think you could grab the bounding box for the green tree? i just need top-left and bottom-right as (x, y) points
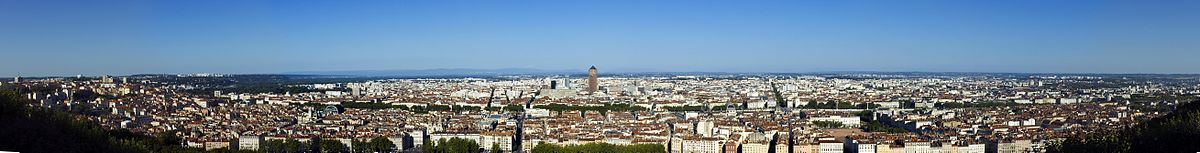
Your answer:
(0, 87), (238, 153)
(445, 137), (480, 153)
(319, 139), (349, 153)
(351, 137), (394, 153)
(260, 139), (310, 153)
(425, 138), (482, 153)
(491, 142), (502, 153)
(421, 137), (435, 153)
(530, 142), (562, 153)
(503, 104), (525, 112)
(861, 120), (908, 134)
(351, 139), (368, 153)
(770, 82), (787, 108)
(368, 136), (395, 152)
(260, 139), (284, 153)
(530, 142), (665, 153)
(812, 121), (844, 128)
(1045, 100), (1200, 153)
(436, 138), (449, 153)
(282, 139), (309, 153)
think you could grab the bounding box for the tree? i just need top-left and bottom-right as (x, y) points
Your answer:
(530, 142), (665, 153)
(260, 139), (284, 153)
(351, 139), (368, 153)
(260, 139), (310, 153)
(503, 104), (525, 112)
(812, 121), (844, 128)
(444, 137), (480, 153)
(530, 142), (562, 153)
(421, 137), (435, 153)
(283, 139), (309, 153)
(861, 120), (908, 134)
(436, 138), (449, 153)
(856, 110), (875, 122)
(490, 142), (502, 153)
(425, 138), (481, 153)
(1045, 100), (1200, 153)
(770, 82), (787, 108)
(351, 137), (393, 153)
(319, 139), (348, 153)
(0, 89), (213, 153)
(368, 136), (395, 152)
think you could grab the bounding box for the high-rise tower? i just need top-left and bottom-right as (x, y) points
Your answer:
(587, 66), (598, 94)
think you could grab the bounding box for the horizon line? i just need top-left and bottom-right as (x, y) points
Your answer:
(7, 69), (1200, 78)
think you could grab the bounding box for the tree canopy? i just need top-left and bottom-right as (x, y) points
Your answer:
(0, 88), (231, 153)
(1045, 100), (1200, 153)
(423, 137), (481, 153)
(532, 103), (647, 114)
(531, 142), (664, 153)
(348, 136), (395, 153)
(812, 121), (844, 128)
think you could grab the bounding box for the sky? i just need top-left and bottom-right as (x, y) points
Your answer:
(2, 0), (1199, 76)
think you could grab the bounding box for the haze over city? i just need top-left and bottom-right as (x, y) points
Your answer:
(3, 0), (1200, 77)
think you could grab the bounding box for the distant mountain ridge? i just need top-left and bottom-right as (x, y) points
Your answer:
(284, 68), (579, 77)
(282, 69), (1200, 77)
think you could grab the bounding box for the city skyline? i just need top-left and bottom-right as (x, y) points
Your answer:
(10, 67), (1200, 78)
(5, 69), (1197, 152)
(3, 1), (1200, 152)
(4, 0), (1200, 76)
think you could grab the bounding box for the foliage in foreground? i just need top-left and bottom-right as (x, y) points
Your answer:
(0, 87), (230, 153)
(422, 137), (481, 153)
(1044, 100), (1200, 153)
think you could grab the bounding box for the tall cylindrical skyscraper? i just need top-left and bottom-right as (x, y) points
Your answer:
(587, 66), (598, 94)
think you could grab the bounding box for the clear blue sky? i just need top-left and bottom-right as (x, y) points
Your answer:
(2, 0), (1199, 76)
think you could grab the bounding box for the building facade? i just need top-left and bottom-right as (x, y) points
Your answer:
(587, 66), (598, 94)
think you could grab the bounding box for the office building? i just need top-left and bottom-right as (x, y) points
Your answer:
(587, 66), (598, 94)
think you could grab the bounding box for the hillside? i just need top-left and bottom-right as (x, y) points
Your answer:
(0, 87), (225, 153)
(1045, 100), (1200, 152)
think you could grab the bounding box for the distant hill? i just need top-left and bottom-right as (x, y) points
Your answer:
(284, 68), (581, 77)
(1045, 100), (1200, 153)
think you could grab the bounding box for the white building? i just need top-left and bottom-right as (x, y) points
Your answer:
(204, 141), (230, 150)
(1035, 98), (1056, 104)
(876, 101), (902, 109)
(818, 140), (844, 153)
(542, 89), (578, 99)
(845, 140), (877, 153)
(696, 121), (715, 136)
(679, 138), (722, 153)
(996, 140), (1033, 153)
(904, 141), (934, 153)
(740, 132), (772, 153)
(527, 108), (551, 118)
(810, 115), (862, 128)
(238, 136), (262, 151)
(430, 132), (481, 146)
(914, 102), (936, 108)
(956, 144), (986, 153)
(1059, 98), (1079, 104)
(742, 142), (771, 153)
(480, 132), (513, 152)
(387, 137), (406, 151)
